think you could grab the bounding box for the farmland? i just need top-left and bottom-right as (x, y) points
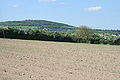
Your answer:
(0, 20), (120, 45)
(0, 38), (120, 80)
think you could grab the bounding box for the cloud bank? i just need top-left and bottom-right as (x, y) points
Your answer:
(38, 0), (56, 2)
(86, 6), (102, 11)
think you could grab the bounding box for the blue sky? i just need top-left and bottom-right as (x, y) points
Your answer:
(0, 0), (120, 30)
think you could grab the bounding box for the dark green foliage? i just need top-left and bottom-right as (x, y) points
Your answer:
(0, 27), (119, 45)
(89, 34), (102, 44)
(0, 27), (74, 42)
(0, 28), (4, 38)
(113, 38), (120, 45)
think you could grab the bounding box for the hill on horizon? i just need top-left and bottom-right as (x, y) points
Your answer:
(0, 20), (76, 31)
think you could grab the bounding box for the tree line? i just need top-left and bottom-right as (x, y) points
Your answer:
(0, 26), (120, 45)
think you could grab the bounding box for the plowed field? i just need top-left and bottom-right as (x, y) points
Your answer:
(0, 38), (120, 80)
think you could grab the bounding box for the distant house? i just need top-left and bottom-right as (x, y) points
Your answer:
(112, 34), (117, 37)
(112, 34), (120, 37)
(99, 34), (104, 37)
(117, 34), (120, 36)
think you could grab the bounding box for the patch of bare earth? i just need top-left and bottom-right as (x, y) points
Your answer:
(0, 38), (120, 80)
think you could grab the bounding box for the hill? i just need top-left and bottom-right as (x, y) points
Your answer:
(0, 20), (76, 31)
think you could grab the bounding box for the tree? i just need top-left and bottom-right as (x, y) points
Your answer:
(113, 38), (120, 45)
(89, 34), (102, 44)
(75, 26), (95, 43)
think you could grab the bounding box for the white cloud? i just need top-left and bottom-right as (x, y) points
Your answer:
(12, 4), (19, 8)
(38, 0), (56, 2)
(58, 2), (66, 5)
(86, 6), (102, 11)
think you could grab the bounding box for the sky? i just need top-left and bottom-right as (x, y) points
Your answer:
(0, 0), (120, 30)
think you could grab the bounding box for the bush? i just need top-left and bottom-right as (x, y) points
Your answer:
(0, 27), (119, 45)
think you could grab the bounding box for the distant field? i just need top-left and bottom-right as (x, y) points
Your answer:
(0, 38), (120, 80)
(0, 26), (38, 29)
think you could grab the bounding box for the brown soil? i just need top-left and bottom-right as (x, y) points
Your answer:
(0, 38), (120, 80)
